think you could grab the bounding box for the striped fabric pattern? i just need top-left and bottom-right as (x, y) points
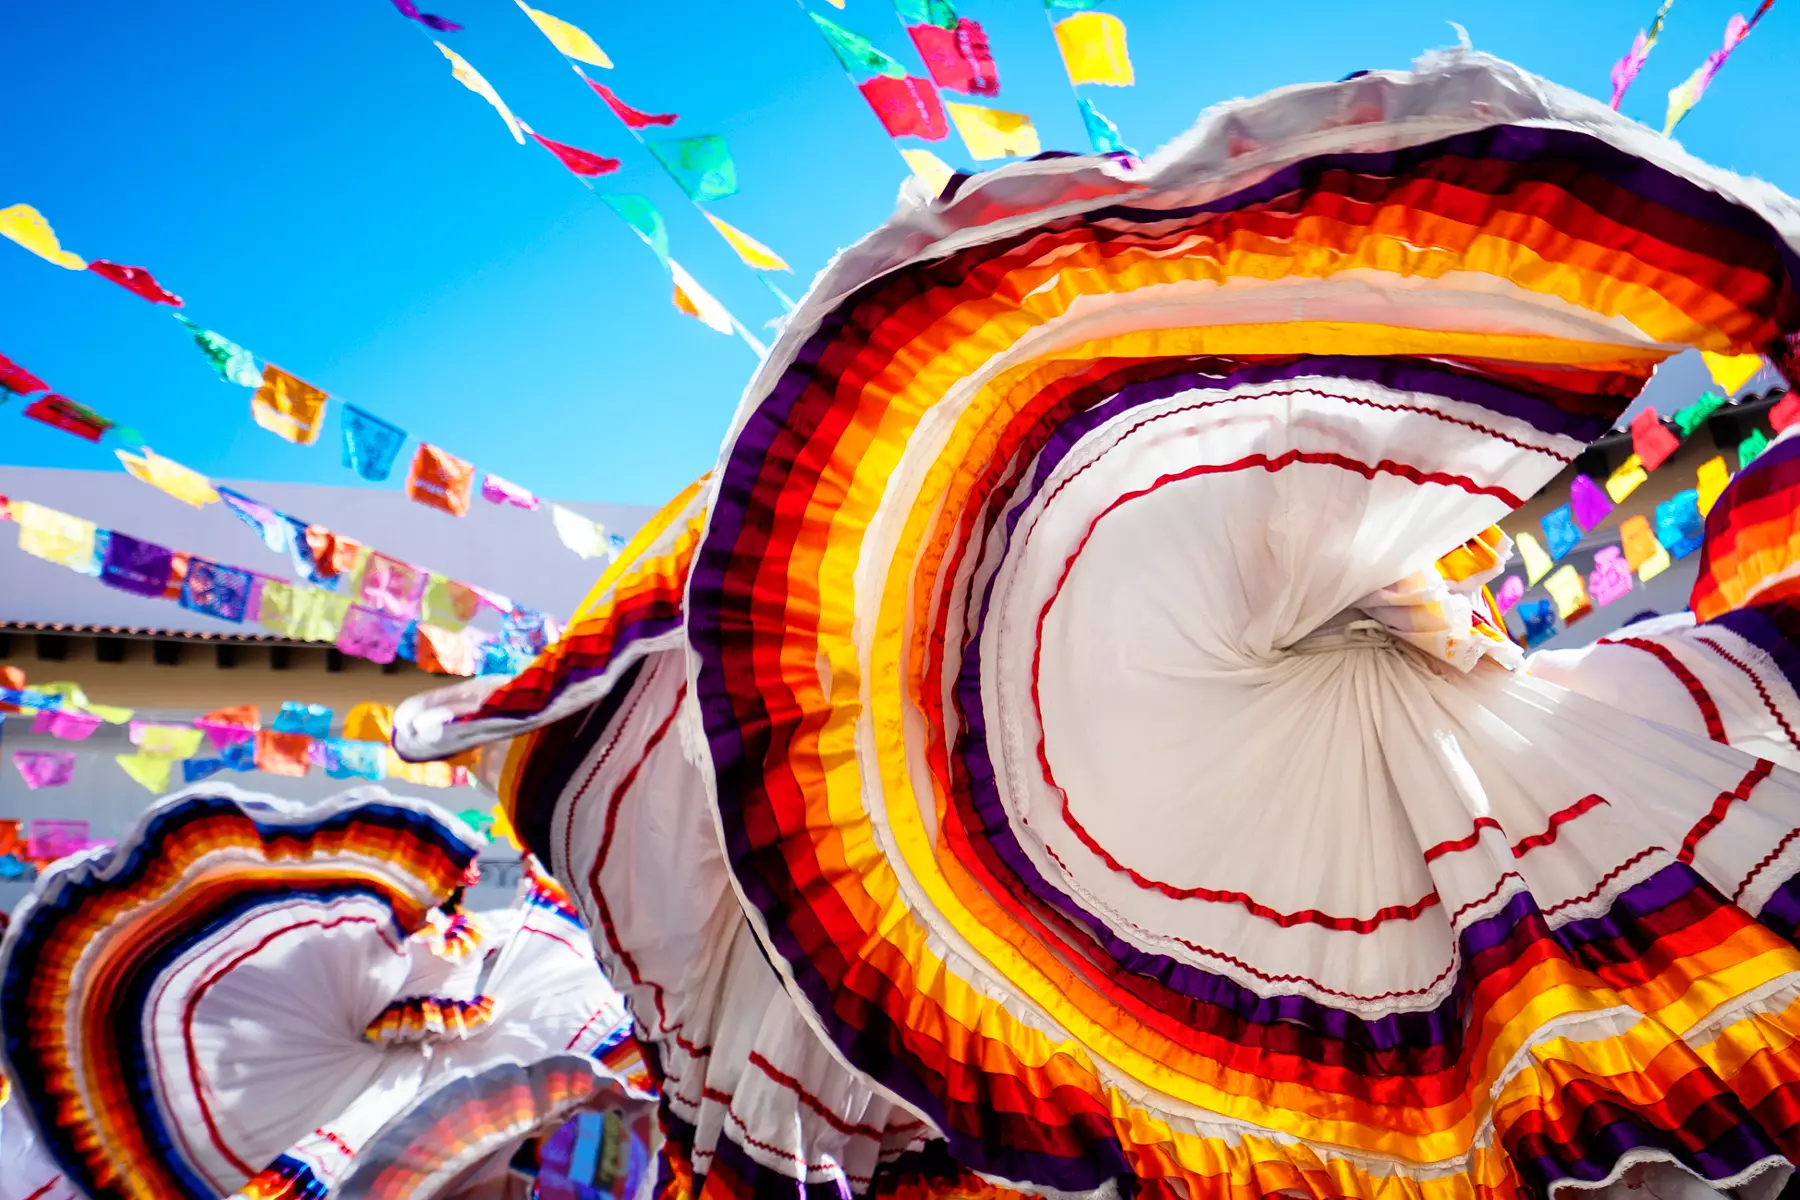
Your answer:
(678, 54), (1800, 1200)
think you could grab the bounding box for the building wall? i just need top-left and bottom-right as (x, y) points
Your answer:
(1, 630), (443, 713)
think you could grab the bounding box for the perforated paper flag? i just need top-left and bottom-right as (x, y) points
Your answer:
(668, 259), (736, 336)
(552, 504), (612, 558)
(517, 2), (612, 66)
(218, 488), (290, 553)
(0, 204), (85, 270)
(481, 473), (540, 510)
(25, 394), (112, 441)
(28, 819), (93, 860)
(1541, 505), (1581, 561)
(1673, 390), (1727, 439)
(1604, 454), (1649, 503)
(180, 559), (253, 623)
(859, 76), (949, 141)
(390, 0), (462, 32)
(704, 213), (791, 272)
(582, 74), (677, 128)
(1494, 575), (1525, 613)
(1569, 474), (1613, 531)
(252, 365), (329, 445)
(909, 19), (999, 96)
(1543, 564), (1591, 622)
(1702, 350), (1766, 395)
(946, 103), (1038, 160)
(88, 261), (182, 306)
(360, 553), (428, 620)
(1618, 515), (1661, 573)
(12, 751), (75, 790)
(1656, 489), (1706, 558)
(257, 581), (351, 642)
(273, 701), (334, 738)
(1610, 16), (1665, 109)
(1695, 456), (1732, 515)
(1514, 530), (1554, 585)
(0, 353), (49, 396)
(174, 314), (263, 387)
(255, 729), (312, 777)
(1739, 428), (1770, 469)
(647, 136), (738, 202)
(343, 701), (394, 743)
(405, 443), (476, 516)
(32, 708), (102, 741)
(115, 754), (175, 794)
(901, 149), (955, 196)
(101, 533), (174, 598)
(1078, 96), (1129, 154)
(13, 501), (100, 574)
(319, 738), (388, 781)
(1054, 12), (1133, 85)
(197, 705), (260, 750)
(1587, 546), (1634, 608)
(437, 41), (525, 143)
(602, 194), (669, 261)
(423, 575), (481, 628)
(1637, 542), (1673, 581)
(337, 605), (407, 665)
(811, 13), (906, 78)
(1629, 408), (1680, 471)
(117, 448), (219, 507)
(416, 623), (477, 676)
(528, 128), (622, 176)
(1516, 598), (1558, 648)
(341, 404), (407, 482)
(1773, 392), (1800, 432)
(896, 0), (958, 27)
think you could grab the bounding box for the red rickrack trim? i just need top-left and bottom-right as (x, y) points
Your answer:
(1693, 633), (1800, 751)
(1541, 849), (1661, 917)
(721, 1103), (874, 1184)
(747, 1051), (889, 1141)
(1448, 870), (1526, 923)
(1599, 636), (1730, 744)
(1679, 759), (1777, 863)
(1734, 825), (1800, 904)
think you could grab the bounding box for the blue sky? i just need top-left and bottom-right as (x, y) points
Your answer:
(2, 1), (1795, 506)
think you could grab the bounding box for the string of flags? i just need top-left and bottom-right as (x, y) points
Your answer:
(501, 1), (798, 314)
(799, 0), (1021, 193)
(1499, 351), (1783, 646)
(1609, 0), (1677, 109)
(1604, 0), (1777, 132)
(396, 1), (775, 350)
(1, 689), (472, 793)
(3, 337), (624, 566)
(1663, 0), (1775, 134)
(1044, 0), (1136, 155)
(0, 679), (486, 879)
(0, 492), (563, 679)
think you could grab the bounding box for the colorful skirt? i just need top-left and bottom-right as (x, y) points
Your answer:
(406, 46), (1800, 1200)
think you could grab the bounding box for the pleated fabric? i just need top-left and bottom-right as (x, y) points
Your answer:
(679, 50), (1800, 1200)
(403, 48), (1800, 1200)
(0, 785), (650, 1200)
